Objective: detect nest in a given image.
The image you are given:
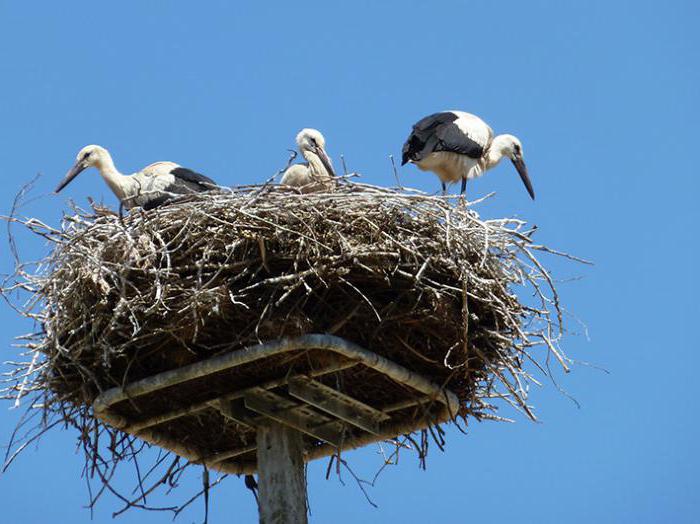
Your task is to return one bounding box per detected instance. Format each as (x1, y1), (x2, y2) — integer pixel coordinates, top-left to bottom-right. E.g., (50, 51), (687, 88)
(2, 181), (576, 513)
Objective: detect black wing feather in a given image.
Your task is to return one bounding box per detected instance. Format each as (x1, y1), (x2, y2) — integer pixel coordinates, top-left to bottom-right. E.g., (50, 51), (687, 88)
(434, 124), (484, 159)
(170, 167), (218, 191)
(402, 111), (484, 164)
(142, 168), (217, 210)
(402, 112), (457, 165)
(142, 195), (173, 211)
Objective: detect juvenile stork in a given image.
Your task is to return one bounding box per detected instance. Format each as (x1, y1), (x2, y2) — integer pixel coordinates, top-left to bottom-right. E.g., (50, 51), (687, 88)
(401, 111), (535, 199)
(55, 145), (218, 210)
(280, 129), (336, 193)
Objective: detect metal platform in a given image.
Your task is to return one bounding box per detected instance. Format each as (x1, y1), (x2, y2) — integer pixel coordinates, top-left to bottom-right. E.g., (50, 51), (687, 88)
(93, 334), (459, 474)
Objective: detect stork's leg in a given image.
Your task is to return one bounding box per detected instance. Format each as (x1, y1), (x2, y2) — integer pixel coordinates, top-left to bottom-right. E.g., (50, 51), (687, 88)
(460, 177), (467, 196)
(441, 182), (447, 195)
(117, 201), (128, 227)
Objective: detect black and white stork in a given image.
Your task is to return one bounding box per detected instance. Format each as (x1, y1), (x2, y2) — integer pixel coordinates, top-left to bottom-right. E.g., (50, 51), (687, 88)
(55, 145), (218, 210)
(401, 111), (535, 199)
(280, 129), (336, 193)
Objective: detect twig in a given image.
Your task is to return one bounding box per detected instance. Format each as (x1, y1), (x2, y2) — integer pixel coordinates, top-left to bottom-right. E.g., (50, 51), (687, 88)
(389, 155), (402, 189)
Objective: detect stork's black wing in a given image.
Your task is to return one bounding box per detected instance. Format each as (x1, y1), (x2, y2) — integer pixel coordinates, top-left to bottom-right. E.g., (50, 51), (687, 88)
(434, 121), (485, 158)
(142, 195), (174, 211)
(141, 168), (217, 211)
(170, 167), (218, 191)
(402, 111), (485, 165)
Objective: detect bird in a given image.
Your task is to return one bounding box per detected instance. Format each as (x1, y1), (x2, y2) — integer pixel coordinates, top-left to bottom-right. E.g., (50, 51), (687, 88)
(401, 111), (535, 199)
(244, 474), (259, 506)
(280, 129), (336, 193)
(55, 145), (218, 210)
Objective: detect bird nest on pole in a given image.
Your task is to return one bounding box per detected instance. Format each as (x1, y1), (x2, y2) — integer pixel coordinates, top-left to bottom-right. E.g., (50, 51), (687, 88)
(2, 182), (576, 513)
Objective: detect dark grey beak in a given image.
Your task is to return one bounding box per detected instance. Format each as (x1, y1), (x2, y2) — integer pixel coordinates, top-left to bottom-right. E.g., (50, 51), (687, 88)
(55, 161), (87, 193)
(314, 145), (336, 178)
(511, 155), (535, 200)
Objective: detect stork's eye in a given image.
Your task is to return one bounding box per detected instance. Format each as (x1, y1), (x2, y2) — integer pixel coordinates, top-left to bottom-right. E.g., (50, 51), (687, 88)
(514, 144), (521, 154)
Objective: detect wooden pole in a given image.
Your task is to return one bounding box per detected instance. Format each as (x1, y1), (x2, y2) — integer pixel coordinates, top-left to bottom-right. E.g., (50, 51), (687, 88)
(256, 421), (308, 524)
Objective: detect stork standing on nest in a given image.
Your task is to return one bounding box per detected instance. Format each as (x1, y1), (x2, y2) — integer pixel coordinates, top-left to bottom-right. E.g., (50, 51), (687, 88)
(401, 111), (535, 199)
(280, 129), (336, 193)
(56, 145), (218, 210)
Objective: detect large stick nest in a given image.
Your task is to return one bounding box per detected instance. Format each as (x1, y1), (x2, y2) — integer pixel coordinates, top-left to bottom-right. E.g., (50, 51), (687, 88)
(2, 181), (576, 513)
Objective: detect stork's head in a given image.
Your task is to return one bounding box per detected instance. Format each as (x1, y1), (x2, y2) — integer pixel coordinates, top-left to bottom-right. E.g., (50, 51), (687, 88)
(55, 145), (111, 193)
(296, 128), (327, 151)
(296, 128), (335, 177)
(493, 134), (535, 200)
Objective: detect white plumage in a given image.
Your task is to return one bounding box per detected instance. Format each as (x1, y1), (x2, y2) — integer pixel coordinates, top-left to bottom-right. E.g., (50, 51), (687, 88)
(280, 129), (336, 193)
(402, 110), (535, 199)
(55, 145), (217, 210)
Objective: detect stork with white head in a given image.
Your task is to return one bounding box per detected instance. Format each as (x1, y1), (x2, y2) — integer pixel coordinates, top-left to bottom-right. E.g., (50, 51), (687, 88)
(56, 145), (218, 210)
(280, 128), (336, 193)
(401, 111), (535, 199)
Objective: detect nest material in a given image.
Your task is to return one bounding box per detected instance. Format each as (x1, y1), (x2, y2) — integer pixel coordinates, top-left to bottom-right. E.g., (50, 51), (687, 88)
(2, 182), (574, 512)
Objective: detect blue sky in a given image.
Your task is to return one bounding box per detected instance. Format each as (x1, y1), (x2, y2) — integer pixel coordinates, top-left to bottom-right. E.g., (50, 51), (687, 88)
(0, 1), (697, 522)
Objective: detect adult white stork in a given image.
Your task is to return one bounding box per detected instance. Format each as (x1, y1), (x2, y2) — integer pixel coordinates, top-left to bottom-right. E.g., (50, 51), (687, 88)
(55, 145), (218, 210)
(280, 129), (336, 193)
(401, 111), (535, 199)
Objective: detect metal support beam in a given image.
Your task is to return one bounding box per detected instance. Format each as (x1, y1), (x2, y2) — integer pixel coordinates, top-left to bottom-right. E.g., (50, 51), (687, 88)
(288, 377), (389, 435)
(244, 389), (345, 447)
(257, 421), (308, 524)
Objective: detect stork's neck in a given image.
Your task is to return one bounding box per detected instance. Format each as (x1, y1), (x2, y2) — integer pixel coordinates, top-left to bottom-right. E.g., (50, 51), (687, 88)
(483, 135), (512, 170)
(96, 156), (134, 200)
(304, 151), (331, 178)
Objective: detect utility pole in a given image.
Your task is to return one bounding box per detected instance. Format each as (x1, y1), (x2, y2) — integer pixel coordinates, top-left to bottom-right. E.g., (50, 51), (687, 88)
(256, 421), (307, 524)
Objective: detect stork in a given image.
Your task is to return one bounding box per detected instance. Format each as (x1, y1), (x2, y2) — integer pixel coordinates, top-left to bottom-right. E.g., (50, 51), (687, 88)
(55, 145), (217, 210)
(401, 111), (535, 199)
(280, 129), (336, 193)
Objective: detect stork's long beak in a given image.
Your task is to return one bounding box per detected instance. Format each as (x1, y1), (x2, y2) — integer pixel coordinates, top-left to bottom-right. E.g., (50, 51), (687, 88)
(314, 146), (336, 178)
(55, 161), (87, 193)
(511, 155), (535, 200)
